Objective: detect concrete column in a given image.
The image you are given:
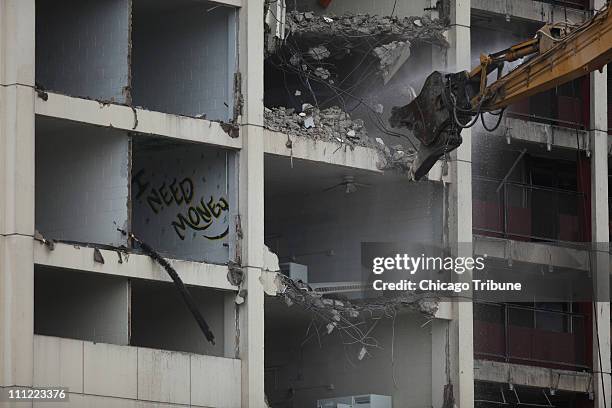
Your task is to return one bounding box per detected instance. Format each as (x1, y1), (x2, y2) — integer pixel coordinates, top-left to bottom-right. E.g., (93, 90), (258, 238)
(588, 1), (610, 403)
(224, 292), (238, 359)
(431, 319), (451, 408)
(447, 1), (474, 407)
(237, 0), (266, 406)
(0, 0), (36, 393)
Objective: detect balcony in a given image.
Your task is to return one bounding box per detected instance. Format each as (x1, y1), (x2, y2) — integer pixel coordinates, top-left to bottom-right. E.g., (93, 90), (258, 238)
(471, 0), (588, 29)
(474, 303), (588, 370)
(473, 176), (587, 243)
(34, 335), (241, 407)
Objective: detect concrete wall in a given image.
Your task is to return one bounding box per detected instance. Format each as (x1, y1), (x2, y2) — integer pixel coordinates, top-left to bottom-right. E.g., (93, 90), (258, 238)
(131, 2), (237, 120)
(265, 180), (444, 283)
(34, 335), (242, 407)
(130, 279), (226, 357)
(34, 266), (129, 345)
(35, 118), (129, 246)
(35, 0), (130, 102)
(131, 143), (236, 263)
(293, 0), (430, 18)
(265, 312), (433, 408)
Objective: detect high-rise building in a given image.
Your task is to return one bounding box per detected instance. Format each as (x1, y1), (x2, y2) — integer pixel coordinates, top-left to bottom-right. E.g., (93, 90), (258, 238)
(0, 0), (608, 407)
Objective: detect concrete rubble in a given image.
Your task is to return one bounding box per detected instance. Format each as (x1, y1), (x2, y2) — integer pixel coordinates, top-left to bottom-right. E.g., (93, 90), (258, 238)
(373, 40), (412, 83)
(263, 9), (448, 179)
(308, 45), (331, 60)
(377, 142), (418, 174)
(286, 12), (448, 48)
(264, 105), (418, 176)
(265, 105), (370, 147)
(267, 10), (448, 80)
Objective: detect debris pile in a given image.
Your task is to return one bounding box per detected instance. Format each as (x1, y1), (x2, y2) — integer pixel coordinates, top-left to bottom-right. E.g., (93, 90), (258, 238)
(263, 9), (448, 180)
(265, 105), (373, 147)
(287, 12), (448, 48)
(265, 105), (418, 177)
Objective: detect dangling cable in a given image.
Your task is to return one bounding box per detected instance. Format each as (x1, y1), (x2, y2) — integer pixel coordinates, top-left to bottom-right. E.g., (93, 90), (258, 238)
(480, 108), (506, 132)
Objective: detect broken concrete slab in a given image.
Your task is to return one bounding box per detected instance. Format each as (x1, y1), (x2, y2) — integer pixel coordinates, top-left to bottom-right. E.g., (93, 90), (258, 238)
(265, 106), (371, 147)
(373, 40), (412, 84)
(286, 11), (448, 48)
(276, 274), (439, 319)
(266, 10), (448, 82)
(264, 106), (418, 178)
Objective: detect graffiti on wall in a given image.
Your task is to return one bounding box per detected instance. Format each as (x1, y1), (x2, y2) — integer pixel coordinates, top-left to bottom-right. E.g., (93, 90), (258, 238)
(132, 169), (229, 240)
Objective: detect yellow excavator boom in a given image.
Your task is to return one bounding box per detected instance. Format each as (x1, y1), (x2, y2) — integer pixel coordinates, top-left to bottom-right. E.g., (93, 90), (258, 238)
(389, 3), (612, 180)
(481, 4), (612, 110)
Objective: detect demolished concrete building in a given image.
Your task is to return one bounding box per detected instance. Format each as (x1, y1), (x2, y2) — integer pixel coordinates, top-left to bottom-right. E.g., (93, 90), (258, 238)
(264, 4), (449, 180)
(1, 0), (610, 407)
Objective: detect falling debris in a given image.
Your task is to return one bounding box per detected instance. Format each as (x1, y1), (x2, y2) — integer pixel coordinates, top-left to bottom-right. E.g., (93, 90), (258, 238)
(373, 40), (412, 84)
(314, 67), (331, 80)
(308, 45), (331, 60)
(377, 143), (418, 174)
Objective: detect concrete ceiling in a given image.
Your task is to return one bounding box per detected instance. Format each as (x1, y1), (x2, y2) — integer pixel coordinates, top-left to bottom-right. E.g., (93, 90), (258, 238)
(264, 154), (407, 198)
(133, 0), (219, 14)
(265, 297), (312, 332)
(36, 116), (125, 138)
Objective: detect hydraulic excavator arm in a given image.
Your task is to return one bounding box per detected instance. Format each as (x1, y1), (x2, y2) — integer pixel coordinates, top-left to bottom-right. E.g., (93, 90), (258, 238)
(390, 2), (612, 180)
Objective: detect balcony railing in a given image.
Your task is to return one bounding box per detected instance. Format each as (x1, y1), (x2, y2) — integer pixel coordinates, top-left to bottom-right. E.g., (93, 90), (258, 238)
(474, 302), (588, 370)
(506, 111), (587, 130)
(536, 0), (588, 9)
(473, 176), (587, 243)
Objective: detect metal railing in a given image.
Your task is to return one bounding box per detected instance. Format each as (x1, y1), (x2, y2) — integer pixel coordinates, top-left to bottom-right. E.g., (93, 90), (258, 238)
(536, 0), (588, 9)
(506, 111), (587, 130)
(473, 176), (587, 243)
(474, 302), (589, 370)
